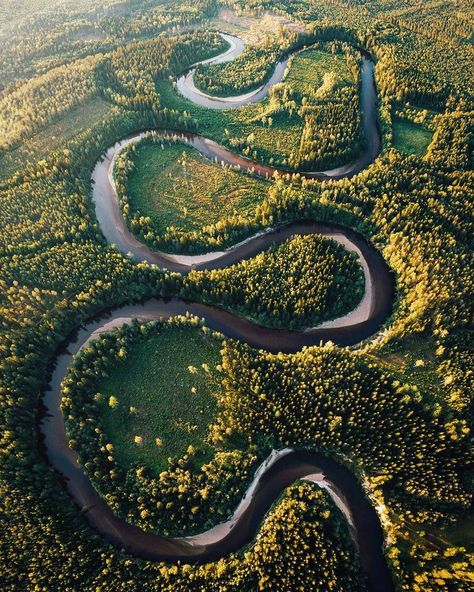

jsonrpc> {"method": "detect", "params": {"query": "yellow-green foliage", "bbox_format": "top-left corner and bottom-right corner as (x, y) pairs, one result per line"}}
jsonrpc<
(194, 26), (298, 96)
(213, 340), (471, 514)
(0, 55), (99, 151)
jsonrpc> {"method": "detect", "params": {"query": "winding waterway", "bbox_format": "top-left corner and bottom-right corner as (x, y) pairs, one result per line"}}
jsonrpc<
(175, 32), (381, 178)
(39, 30), (395, 592)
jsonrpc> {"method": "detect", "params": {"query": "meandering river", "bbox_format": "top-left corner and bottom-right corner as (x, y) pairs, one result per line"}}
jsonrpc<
(39, 31), (395, 592)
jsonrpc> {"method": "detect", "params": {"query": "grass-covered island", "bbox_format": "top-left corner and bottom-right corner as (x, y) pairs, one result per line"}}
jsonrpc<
(61, 317), (263, 537)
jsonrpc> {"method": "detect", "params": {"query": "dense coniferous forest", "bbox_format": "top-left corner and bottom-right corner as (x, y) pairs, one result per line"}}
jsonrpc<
(182, 234), (365, 328)
(0, 1), (472, 592)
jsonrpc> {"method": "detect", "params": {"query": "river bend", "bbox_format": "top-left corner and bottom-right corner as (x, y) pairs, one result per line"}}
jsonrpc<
(39, 30), (395, 592)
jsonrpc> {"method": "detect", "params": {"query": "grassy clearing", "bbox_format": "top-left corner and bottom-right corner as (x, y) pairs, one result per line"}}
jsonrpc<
(0, 96), (110, 181)
(284, 47), (355, 98)
(156, 45), (361, 169)
(392, 117), (434, 157)
(126, 142), (268, 232)
(96, 326), (222, 475)
(368, 333), (442, 405)
(213, 10), (307, 45)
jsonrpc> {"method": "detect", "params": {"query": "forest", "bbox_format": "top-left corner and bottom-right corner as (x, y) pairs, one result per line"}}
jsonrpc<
(0, 1), (473, 592)
(183, 234), (365, 329)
